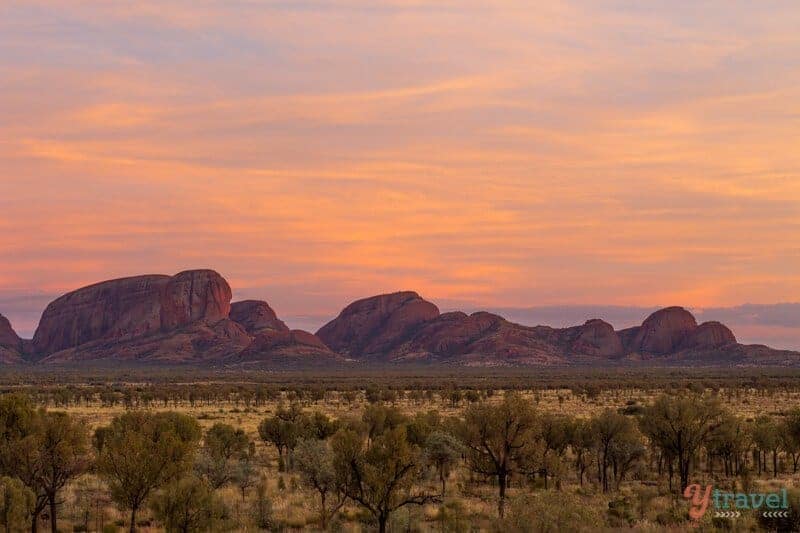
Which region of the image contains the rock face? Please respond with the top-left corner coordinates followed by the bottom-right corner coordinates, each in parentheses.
top-left (316, 291), bottom-right (439, 358)
top-left (160, 270), bottom-right (232, 330)
top-left (627, 307), bottom-right (698, 355)
top-left (0, 313), bottom-right (21, 350)
top-left (0, 314), bottom-right (23, 364)
top-left (34, 282), bottom-right (335, 365)
top-left (32, 270), bottom-right (231, 356)
top-left (556, 319), bottom-right (625, 358)
top-left (681, 321), bottom-right (736, 350)
top-left (229, 300), bottom-right (288, 335)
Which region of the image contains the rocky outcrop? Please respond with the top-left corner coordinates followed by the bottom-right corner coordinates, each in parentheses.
top-left (32, 270), bottom-right (232, 356)
top-left (316, 296), bottom-right (789, 365)
top-left (620, 308), bottom-right (737, 356)
top-left (556, 319), bottom-right (625, 358)
top-left (626, 307), bottom-right (698, 355)
top-left (229, 300), bottom-right (288, 335)
top-left (681, 321), bottom-right (736, 350)
top-left (41, 318), bottom-right (253, 364)
top-left (316, 291), bottom-right (440, 358)
top-left (0, 314), bottom-right (23, 364)
top-left (234, 328), bottom-right (339, 365)
top-left (160, 270), bottom-right (232, 330)
top-left (2, 272), bottom-right (793, 366)
top-left (24, 271), bottom-right (338, 365)
top-left (0, 313), bottom-right (21, 350)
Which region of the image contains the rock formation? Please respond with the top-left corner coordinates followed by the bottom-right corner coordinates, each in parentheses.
top-left (32, 270), bottom-right (232, 356)
top-left (316, 291), bottom-right (439, 358)
top-left (626, 306), bottom-right (698, 354)
top-left (229, 300), bottom-right (288, 335)
top-left (0, 313), bottom-right (21, 350)
top-left (0, 272), bottom-right (793, 366)
top-left (23, 270), bottom-right (333, 365)
top-left (0, 313), bottom-right (23, 364)
top-left (317, 293), bottom-right (785, 365)
top-left (680, 321), bottom-right (736, 350)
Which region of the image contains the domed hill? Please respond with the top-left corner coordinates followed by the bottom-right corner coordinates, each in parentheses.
top-left (229, 300), bottom-right (288, 335)
top-left (319, 294), bottom-right (797, 365)
top-left (316, 291), bottom-right (440, 358)
top-left (318, 294), bottom-right (625, 364)
top-left (619, 307), bottom-right (738, 357)
top-left (1, 274), bottom-right (795, 366)
top-left (16, 270), bottom-right (336, 365)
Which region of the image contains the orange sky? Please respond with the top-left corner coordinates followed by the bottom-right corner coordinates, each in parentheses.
top-left (1, 1), bottom-right (799, 332)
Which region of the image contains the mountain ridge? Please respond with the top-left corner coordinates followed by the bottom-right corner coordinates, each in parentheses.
top-left (1, 271), bottom-right (797, 367)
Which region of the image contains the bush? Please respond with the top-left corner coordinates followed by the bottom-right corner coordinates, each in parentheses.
top-left (494, 492), bottom-right (603, 533)
top-left (251, 478), bottom-right (275, 530)
top-left (607, 496), bottom-right (635, 527)
top-left (0, 476), bottom-right (35, 533)
top-left (150, 476), bottom-right (227, 532)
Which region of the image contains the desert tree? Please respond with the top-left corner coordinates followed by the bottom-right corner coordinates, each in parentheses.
top-left (405, 410), bottom-right (441, 447)
top-left (706, 413), bottom-right (749, 476)
top-left (639, 394), bottom-right (723, 491)
top-left (782, 410), bottom-right (800, 473)
top-left (0, 395), bottom-right (46, 532)
top-left (751, 415), bottom-right (781, 477)
top-left (458, 393), bottom-right (538, 517)
top-left (0, 476), bottom-right (35, 533)
top-left (232, 453), bottom-right (256, 502)
top-left (196, 423), bottom-right (250, 489)
top-left (0, 396), bottom-right (88, 533)
top-left (94, 411), bottom-right (201, 533)
top-left (536, 414), bottom-right (572, 489)
top-left (32, 412), bottom-right (90, 533)
top-left (149, 476), bottom-right (226, 533)
top-left (362, 403), bottom-right (408, 444)
top-left (257, 403), bottom-right (307, 469)
top-left (332, 427), bottom-right (436, 533)
top-left (590, 409), bottom-right (641, 492)
top-left (294, 438), bottom-right (346, 530)
top-left (423, 431), bottom-right (462, 497)
top-left (569, 420), bottom-right (596, 486)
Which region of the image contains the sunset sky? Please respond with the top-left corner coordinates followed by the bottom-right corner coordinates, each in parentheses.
top-left (1, 1), bottom-right (799, 344)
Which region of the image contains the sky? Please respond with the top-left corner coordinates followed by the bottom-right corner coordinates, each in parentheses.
top-left (1, 1), bottom-right (799, 346)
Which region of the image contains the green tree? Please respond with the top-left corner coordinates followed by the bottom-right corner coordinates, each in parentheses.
top-left (423, 431), bottom-right (462, 497)
top-left (568, 420), bottom-right (596, 486)
top-left (459, 393), bottom-right (538, 517)
top-left (0, 476), bottom-right (34, 533)
top-left (362, 404), bottom-right (407, 443)
top-left (294, 438), bottom-right (346, 530)
top-left (32, 412), bottom-right (89, 533)
top-left (196, 424), bottom-right (250, 488)
top-left (150, 476), bottom-right (226, 533)
top-left (0, 395), bottom-right (46, 532)
top-left (782, 410), bottom-right (800, 473)
top-left (257, 403), bottom-right (306, 469)
top-left (0, 396), bottom-right (88, 533)
top-left (591, 410), bottom-right (640, 492)
top-left (332, 427), bottom-right (435, 533)
top-left (706, 413), bottom-right (749, 476)
top-left (95, 411), bottom-right (201, 533)
top-left (639, 394), bottom-right (723, 491)
top-left (751, 415), bottom-right (781, 477)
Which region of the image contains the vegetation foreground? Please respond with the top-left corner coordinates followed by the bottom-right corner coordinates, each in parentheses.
top-left (2, 372), bottom-right (800, 532)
